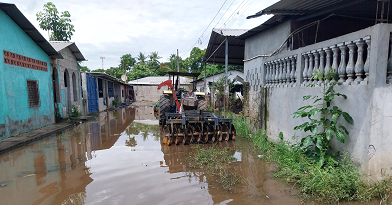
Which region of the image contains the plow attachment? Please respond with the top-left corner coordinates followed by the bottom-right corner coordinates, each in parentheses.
top-left (161, 110), bottom-right (236, 145)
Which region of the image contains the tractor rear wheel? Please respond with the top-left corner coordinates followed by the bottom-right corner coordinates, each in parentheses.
top-left (159, 95), bottom-right (170, 125)
top-left (197, 98), bottom-right (207, 111)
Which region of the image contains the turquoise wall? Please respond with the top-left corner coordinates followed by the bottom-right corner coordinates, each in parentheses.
top-left (0, 10), bottom-right (54, 139)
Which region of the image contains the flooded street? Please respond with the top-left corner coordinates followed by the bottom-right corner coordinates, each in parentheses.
top-left (0, 105), bottom-right (302, 205)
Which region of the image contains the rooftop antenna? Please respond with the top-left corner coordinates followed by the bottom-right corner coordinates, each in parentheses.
top-left (100, 56), bottom-right (105, 70)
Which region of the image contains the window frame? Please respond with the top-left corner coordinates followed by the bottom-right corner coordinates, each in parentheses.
top-left (27, 80), bottom-right (40, 107)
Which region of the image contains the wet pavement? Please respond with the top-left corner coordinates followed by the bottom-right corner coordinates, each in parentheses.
top-left (0, 105), bottom-right (375, 205)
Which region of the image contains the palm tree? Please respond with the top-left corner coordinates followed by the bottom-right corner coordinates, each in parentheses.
top-left (149, 51), bottom-right (162, 64)
top-left (137, 52), bottom-right (147, 64)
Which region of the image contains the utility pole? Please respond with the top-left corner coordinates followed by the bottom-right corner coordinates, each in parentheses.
top-left (224, 38), bottom-right (229, 111)
top-left (176, 49), bottom-right (180, 89)
top-left (100, 56), bottom-right (105, 70)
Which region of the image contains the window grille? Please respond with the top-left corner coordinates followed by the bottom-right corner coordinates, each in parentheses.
top-left (27, 80), bottom-right (39, 107)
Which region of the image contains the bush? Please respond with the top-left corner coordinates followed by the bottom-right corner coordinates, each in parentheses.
top-left (70, 105), bottom-right (81, 121)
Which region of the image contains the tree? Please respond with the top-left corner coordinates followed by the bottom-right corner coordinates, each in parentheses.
top-left (184, 47), bottom-right (205, 73)
top-left (119, 54), bottom-right (136, 71)
top-left (136, 52), bottom-right (147, 64)
top-left (91, 69), bottom-right (104, 72)
top-left (79, 65), bottom-right (90, 72)
top-left (36, 2), bottom-right (75, 41)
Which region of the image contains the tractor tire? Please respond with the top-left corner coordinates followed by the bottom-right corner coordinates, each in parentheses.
top-left (197, 98), bottom-right (207, 111)
top-left (159, 95), bottom-right (170, 125)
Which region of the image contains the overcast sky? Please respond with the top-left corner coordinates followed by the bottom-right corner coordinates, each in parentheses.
top-left (6, 0), bottom-right (278, 70)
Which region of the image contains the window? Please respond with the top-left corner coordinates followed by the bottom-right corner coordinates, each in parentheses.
top-left (108, 82), bottom-right (114, 98)
top-left (27, 80), bottom-right (39, 107)
top-left (122, 90), bottom-right (124, 97)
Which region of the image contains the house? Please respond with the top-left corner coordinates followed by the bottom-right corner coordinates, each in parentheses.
top-left (205, 0), bottom-right (392, 179)
top-left (128, 76), bottom-right (193, 102)
top-left (80, 72), bottom-right (133, 114)
top-left (194, 69), bottom-right (244, 94)
top-left (0, 3), bottom-right (61, 139)
top-left (49, 41), bottom-right (86, 120)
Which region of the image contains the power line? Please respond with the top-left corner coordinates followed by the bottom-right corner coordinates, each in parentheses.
top-left (226, 0), bottom-right (257, 28)
top-left (181, 0), bottom-right (229, 57)
top-left (193, 0), bottom-right (238, 50)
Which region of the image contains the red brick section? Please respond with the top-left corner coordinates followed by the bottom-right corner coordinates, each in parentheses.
top-left (3, 50), bottom-right (47, 72)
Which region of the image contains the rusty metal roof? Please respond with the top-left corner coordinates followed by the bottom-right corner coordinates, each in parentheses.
top-left (0, 3), bottom-right (61, 58)
top-left (49, 41), bottom-right (86, 61)
top-left (204, 28), bottom-right (247, 66)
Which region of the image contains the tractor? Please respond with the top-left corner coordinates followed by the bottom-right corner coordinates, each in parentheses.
top-left (158, 72), bottom-right (236, 145)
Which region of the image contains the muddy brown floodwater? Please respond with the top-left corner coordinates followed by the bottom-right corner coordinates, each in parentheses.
top-left (0, 105), bottom-right (377, 205)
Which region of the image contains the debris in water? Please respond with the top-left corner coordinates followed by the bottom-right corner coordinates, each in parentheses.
top-left (0, 183), bottom-right (6, 187)
top-left (266, 195), bottom-right (269, 199)
top-left (23, 173), bottom-right (36, 178)
top-left (258, 155), bottom-right (264, 158)
top-left (142, 163), bottom-right (147, 166)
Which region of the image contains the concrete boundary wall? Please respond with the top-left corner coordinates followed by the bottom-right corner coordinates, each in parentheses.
top-left (244, 23), bottom-right (392, 180)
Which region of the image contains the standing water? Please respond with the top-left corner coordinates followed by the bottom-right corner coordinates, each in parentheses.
top-left (0, 106), bottom-right (304, 204)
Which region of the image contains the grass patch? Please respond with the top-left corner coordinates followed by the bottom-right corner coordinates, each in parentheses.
top-left (228, 114), bottom-right (392, 204)
top-left (187, 145), bottom-right (239, 191)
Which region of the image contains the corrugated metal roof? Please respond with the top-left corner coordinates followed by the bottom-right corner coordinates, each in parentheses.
top-left (86, 72), bottom-right (130, 85)
top-left (248, 0), bottom-right (378, 19)
top-left (204, 28), bottom-right (247, 65)
top-left (240, 0), bottom-right (381, 39)
top-left (128, 76), bottom-right (193, 85)
top-left (49, 41), bottom-right (86, 61)
top-left (0, 3), bottom-right (61, 59)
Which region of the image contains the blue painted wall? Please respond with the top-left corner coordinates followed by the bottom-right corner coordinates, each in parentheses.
top-left (0, 10), bottom-right (55, 139)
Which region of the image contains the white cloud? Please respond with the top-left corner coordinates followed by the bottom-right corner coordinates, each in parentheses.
top-left (6, 0), bottom-right (278, 70)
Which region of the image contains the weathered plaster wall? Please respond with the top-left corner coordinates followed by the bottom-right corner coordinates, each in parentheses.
top-left (53, 47), bottom-right (81, 118)
top-left (244, 21), bottom-right (292, 118)
top-left (0, 10), bottom-right (54, 139)
top-left (243, 23), bottom-right (392, 180)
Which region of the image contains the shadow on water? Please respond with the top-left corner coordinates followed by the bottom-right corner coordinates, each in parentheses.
top-left (0, 105), bottom-right (377, 205)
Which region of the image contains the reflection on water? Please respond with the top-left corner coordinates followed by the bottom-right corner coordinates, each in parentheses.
top-left (0, 106), bottom-right (312, 205)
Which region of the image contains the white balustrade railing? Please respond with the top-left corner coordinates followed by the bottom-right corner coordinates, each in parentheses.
top-left (300, 36), bottom-right (370, 86)
top-left (264, 55), bottom-right (297, 87)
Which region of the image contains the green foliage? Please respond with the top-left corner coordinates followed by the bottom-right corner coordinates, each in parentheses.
top-left (187, 145), bottom-right (239, 191)
top-left (120, 54), bottom-right (136, 71)
top-left (210, 76), bottom-right (236, 98)
top-left (293, 69), bottom-right (353, 166)
top-left (70, 105), bottom-right (81, 121)
top-left (105, 67), bottom-right (125, 80)
top-left (36, 2), bottom-right (75, 41)
top-left (112, 98), bottom-right (120, 107)
top-left (230, 114), bottom-right (392, 203)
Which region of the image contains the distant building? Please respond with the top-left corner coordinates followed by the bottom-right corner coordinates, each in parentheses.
top-left (194, 70), bottom-right (244, 94)
top-left (128, 76), bottom-right (193, 102)
top-left (81, 72), bottom-right (132, 114)
top-left (0, 3), bottom-right (61, 139)
top-left (49, 41), bottom-right (86, 120)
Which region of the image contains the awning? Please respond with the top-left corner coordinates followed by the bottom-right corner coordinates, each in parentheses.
top-left (204, 28), bottom-right (247, 66)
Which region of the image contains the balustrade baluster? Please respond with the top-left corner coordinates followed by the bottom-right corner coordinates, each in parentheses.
top-left (331, 45), bottom-right (339, 82)
top-left (285, 57), bottom-right (291, 86)
top-left (291, 56), bottom-right (297, 86)
top-left (324, 48), bottom-right (332, 82)
top-left (387, 35), bottom-right (392, 84)
top-left (302, 53), bottom-right (309, 86)
top-left (354, 39), bottom-right (365, 83)
top-left (314, 51), bottom-right (320, 83)
top-left (364, 37), bottom-right (371, 82)
top-left (266, 63), bottom-right (270, 87)
top-left (278, 59), bottom-right (283, 87)
top-left (318, 49), bottom-right (325, 83)
top-left (338, 43), bottom-right (347, 83)
top-left (269, 62), bottom-right (273, 87)
top-left (274, 60), bottom-right (279, 87)
top-left (307, 52), bottom-right (314, 84)
top-left (346, 41), bottom-right (356, 84)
